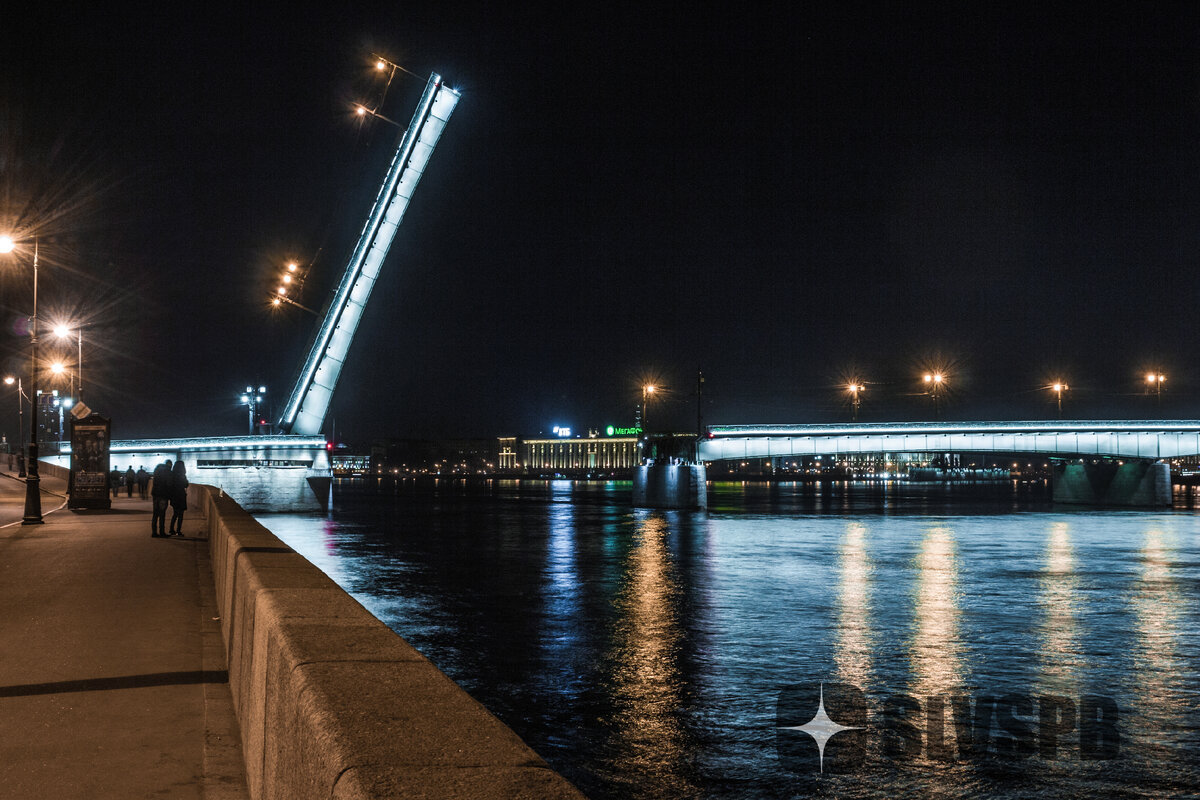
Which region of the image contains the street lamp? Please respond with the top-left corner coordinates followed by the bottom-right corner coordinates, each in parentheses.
top-left (642, 384), bottom-right (656, 433)
top-left (847, 382), bottom-right (864, 422)
top-left (4, 376), bottom-right (24, 477)
top-left (1145, 372), bottom-right (1165, 407)
top-left (53, 323), bottom-right (83, 401)
top-left (923, 372), bottom-right (946, 419)
top-left (241, 386), bottom-right (266, 435)
top-left (1050, 382), bottom-right (1069, 418)
top-left (1, 233), bottom-right (43, 523)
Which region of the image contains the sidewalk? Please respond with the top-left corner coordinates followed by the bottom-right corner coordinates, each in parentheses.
top-left (0, 470), bottom-right (248, 799)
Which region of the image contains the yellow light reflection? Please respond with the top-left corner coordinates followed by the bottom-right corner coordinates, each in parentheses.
top-left (605, 513), bottom-right (696, 797)
top-left (909, 525), bottom-right (963, 698)
top-left (835, 521), bottom-right (873, 687)
top-left (1035, 521), bottom-right (1080, 695)
top-left (1131, 525), bottom-right (1184, 758)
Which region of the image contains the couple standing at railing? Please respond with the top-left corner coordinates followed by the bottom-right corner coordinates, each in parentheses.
top-left (150, 460), bottom-right (189, 538)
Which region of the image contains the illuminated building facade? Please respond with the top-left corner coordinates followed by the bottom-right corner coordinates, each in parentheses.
top-left (521, 435), bottom-right (640, 472)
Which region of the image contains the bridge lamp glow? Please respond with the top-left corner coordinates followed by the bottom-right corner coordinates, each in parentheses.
top-left (50, 362), bottom-right (64, 375)
top-left (0, 235), bottom-right (13, 254)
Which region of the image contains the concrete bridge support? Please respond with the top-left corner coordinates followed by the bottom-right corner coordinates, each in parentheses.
top-left (632, 464), bottom-right (708, 510)
top-left (1051, 460), bottom-right (1171, 507)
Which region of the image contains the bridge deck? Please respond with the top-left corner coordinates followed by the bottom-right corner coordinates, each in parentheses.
top-left (701, 420), bottom-right (1200, 461)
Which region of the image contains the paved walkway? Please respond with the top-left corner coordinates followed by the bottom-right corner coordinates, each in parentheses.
top-left (0, 469), bottom-right (248, 799)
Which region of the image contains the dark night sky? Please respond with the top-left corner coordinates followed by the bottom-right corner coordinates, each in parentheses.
top-left (3, 5), bottom-right (1200, 445)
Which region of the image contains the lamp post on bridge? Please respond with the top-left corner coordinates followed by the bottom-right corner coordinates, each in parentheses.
top-left (1146, 372), bottom-right (1165, 408)
top-left (1051, 382), bottom-right (1069, 418)
top-left (240, 386), bottom-right (267, 435)
top-left (847, 382), bottom-right (863, 422)
top-left (923, 372), bottom-right (945, 420)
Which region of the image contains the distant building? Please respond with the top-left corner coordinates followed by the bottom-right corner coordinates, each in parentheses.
top-left (331, 453), bottom-right (370, 474)
top-left (520, 431), bottom-right (640, 473)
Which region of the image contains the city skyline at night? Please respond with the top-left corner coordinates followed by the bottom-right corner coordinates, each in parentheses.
top-left (2, 6), bottom-right (1198, 443)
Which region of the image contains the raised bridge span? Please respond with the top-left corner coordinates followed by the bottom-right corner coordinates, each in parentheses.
top-left (698, 420), bottom-right (1200, 461)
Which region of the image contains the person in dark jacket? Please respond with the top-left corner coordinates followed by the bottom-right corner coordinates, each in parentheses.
top-left (168, 460), bottom-right (189, 536)
top-left (151, 460), bottom-right (173, 538)
top-left (125, 466), bottom-right (136, 498)
top-left (136, 467), bottom-right (149, 499)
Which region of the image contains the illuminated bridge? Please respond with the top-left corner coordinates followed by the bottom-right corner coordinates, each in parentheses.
top-left (698, 420), bottom-right (1200, 462)
top-left (637, 420), bottom-right (1198, 510)
top-left (50, 74), bottom-right (463, 512)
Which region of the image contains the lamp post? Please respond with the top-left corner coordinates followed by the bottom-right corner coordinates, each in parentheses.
top-left (1, 233), bottom-right (43, 523)
top-left (1050, 382), bottom-right (1068, 418)
top-left (923, 372), bottom-right (945, 419)
top-left (4, 376), bottom-right (24, 477)
top-left (847, 382), bottom-right (863, 422)
top-left (53, 324), bottom-right (83, 401)
top-left (1145, 372), bottom-right (1165, 408)
top-left (241, 386), bottom-right (266, 435)
top-left (642, 384), bottom-right (656, 433)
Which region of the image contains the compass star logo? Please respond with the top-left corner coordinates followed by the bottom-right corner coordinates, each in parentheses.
top-left (777, 682), bottom-right (868, 774)
top-left (780, 683), bottom-right (863, 772)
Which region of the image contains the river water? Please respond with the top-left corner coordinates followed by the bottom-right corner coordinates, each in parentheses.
top-left (259, 479), bottom-right (1200, 799)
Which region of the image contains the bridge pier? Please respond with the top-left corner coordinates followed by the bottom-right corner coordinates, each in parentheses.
top-left (632, 464), bottom-right (708, 510)
top-left (1051, 460), bottom-right (1171, 507)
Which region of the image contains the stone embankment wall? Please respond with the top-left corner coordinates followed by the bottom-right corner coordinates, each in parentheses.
top-left (195, 484), bottom-right (585, 800)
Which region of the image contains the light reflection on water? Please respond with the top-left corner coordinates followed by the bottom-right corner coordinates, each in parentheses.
top-left (260, 480), bottom-right (1200, 799)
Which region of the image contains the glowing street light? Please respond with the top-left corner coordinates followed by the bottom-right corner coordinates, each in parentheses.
top-left (923, 372), bottom-right (946, 419)
top-left (4, 376), bottom-right (25, 477)
top-left (51, 323), bottom-right (84, 401)
top-left (1146, 371), bottom-right (1165, 406)
top-left (1050, 382), bottom-right (1069, 418)
top-left (847, 382), bottom-right (864, 422)
top-left (642, 384), bottom-right (657, 433)
top-left (241, 386), bottom-right (266, 435)
top-left (1, 232), bottom-right (43, 522)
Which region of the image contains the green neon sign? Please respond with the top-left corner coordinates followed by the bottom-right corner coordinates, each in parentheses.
top-left (606, 425), bottom-right (642, 436)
